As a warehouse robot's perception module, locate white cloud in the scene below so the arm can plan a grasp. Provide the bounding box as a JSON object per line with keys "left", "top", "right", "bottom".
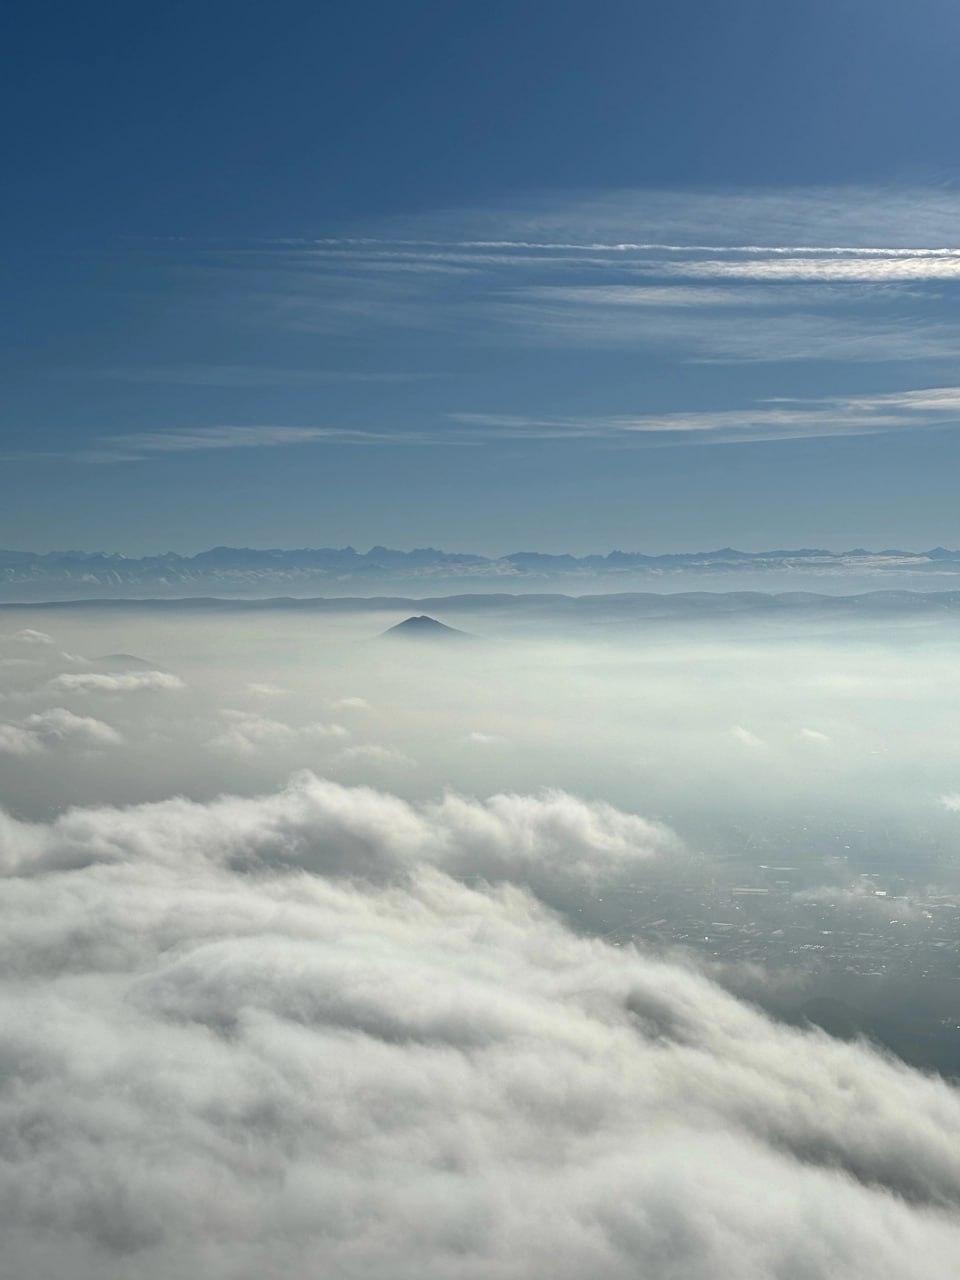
{"left": 0, "top": 775, "right": 959, "bottom": 1277}
{"left": 120, "top": 186, "right": 960, "bottom": 386}
{"left": 335, "top": 743, "right": 415, "bottom": 769}
{"left": 0, "top": 708, "right": 122, "bottom": 756}
{"left": 491, "top": 303, "right": 960, "bottom": 362}
{"left": 799, "top": 728, "right": 831, "bottom": 744}
{"left": 25, "top": 707, "right": 122, "bottom": 747}
{"left": 730, "top": 725, "right": 766, "bottom": 750}
{"left": 81, "top": 425, "right": 423, "bottom": 463}
{"left": 207, "top": 710, "right": 347, "bottom": 756}
{"left": 432, "top": 185, "right": 960, "bottom": 252}
{"left": 798, "top": 728, "right": 831, "bottom": 744}
{"left": 464, "top": 731, "right": 508, "bottom": 746}
{"left": 50, "top": 670, "right": 185, "bottom": 694}
{"left": 87, "top": 365, "right": 438, "bottom": 387}
{"left": 514, "top": 284, "right": 825, "bottom": 308}
{"left": 451, "top": 383, "right": 960, "bottom": 446}
{"left": 0, "top": 772, "right": 678, "bottom": 885}
{"left": 331, "top": 696, "right": 371, "bottom": 711}
{"left": 662, "top": 255, "right": 960, "bottom": 282}
{"left": 0, "top": 722, "right": 44, "bottom": 756}
{"left": 5, "top": 628, "right": 56, "bottom": 647}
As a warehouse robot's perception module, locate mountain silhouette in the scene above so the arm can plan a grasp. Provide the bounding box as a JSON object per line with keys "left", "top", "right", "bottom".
{"left": 380, "top": 615, "right": 473, "bottom": 641}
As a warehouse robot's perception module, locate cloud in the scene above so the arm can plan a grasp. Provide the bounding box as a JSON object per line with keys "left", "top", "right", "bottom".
{"left": 24, "top": 184, "right": 960, "bottom": 471}
{"left": 491, "top": 302, "right": 960, "bottom": 363}
{"left": 940, "top": 793, "right": 960, "bottom": 812}
{"left": 0, "top": 722, "right": 44, "bottom": 756}
{"left": 82, "top": 424, "right": 412, "bottom": 463}
{"left": 83, "top": 365, "right": 438, "bottom": 387}
{"left": 464, "top": 730, "right": 508, "bottom": 746}
{"left": 661, "top": 255, "right": 960, "bottom": 282}
{"left": 49, "top": 670, "right": 185, "bottom": 694}
{"left": 89, "top": 374, "right": 960, "bottom": 457}
{"left": 5, "top": 628, "right": 55, "bottom": 647}
{"left": 799, "top": 728, "right": 831, "bottom": 744}
{"left": 207, "top": 710, "right": 347, "bottom": 756}
{"left": 1, "top": 774, "right": 960, "bottom": 1277}
{"left": 331, "top": 696, "right": 371, "bottom": 711}
{"left": 335, "top": 743, "right": 415, "bottom": 769}
{"left": 0, "top": 772, "right": 677, "bottom": 885}
{"left": 730, "top": 725, "right": 766, "bottom": 750}
{"left": 451, "top": 384, "right": 960, "bottom": 446}
{"left": 113, "top": 187, "right": 960, "bottom": 388}
{"left": 31, "top": 707, "right": 120, "bottom": 746}
{"left": 0, "top": 709, "right": 122, "bottom": 756}
{"left": 424, "top": 185, "right": 960, "bottom": 252}
{"left": 513, "top": 284, "right": 829, "bottom": 308}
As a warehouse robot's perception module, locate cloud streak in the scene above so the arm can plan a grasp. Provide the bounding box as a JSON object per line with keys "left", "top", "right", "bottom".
{"left": 50, "top": 670, "right": 185, "bottom": 694}
{"left": 76, "top": 379, "right": 960, "bottom": 463}
{"left": 661, "top": 256, "right": 960, "bottom": 282}
{"left": 451, "top": 384, "right": 960, "bottom": 446}
{"left": 82, "top": 425, "right": 416, "bottom": 462}
{"left": 128, "top": 186, "right": 960, "bottom": 374}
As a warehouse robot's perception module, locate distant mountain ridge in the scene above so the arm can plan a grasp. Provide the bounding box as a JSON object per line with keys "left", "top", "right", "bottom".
{"left": 6, "top": 591, "right": 960, "bottom": 635}
{"left": 3, "top": 543, "right": 960, "bottom": 600}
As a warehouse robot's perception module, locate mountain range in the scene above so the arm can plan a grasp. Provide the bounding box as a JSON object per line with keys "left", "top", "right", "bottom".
{"left": 4, "top": 544, "right": 960, "bottom": 600}
{"left": 6, "top": 591, "right": 960, "bottom": 633}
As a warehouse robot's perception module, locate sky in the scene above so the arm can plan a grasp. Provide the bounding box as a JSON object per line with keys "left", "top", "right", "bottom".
{"left": 5, "top": 0, "right": 960, "bottom": 554}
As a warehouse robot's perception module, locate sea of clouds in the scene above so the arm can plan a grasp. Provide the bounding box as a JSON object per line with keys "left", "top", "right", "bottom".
{"left": 2, "top": 611, "right": 960, "bottom": 1277}
{"left": 4, "top": 772, "right": 960, "bottom": 1279}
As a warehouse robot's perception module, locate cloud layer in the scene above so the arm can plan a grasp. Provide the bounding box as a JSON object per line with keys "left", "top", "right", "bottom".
{"left": 0, "top": 706, "right": 122, "bottom": 755}
{"left": 49, "top": 670, "right": 185, "bottom": 694}
{"left": 2, "top": 772, "right": 960, "bottom": 1278}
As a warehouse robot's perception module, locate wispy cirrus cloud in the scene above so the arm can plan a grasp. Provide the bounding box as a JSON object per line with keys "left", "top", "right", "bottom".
{"left": 103, "top": 186, "right": 960, "bottom": 381}
{"left": 451, "top": 385, "right": 960, "bottom": 446}
{"left": 300, "top": 239, "right": 960, "bottom": 280}
{"left": 490, "top": 299, "right": 960, "bottom": 361}
{"left": 62, "top": 383, "right": 960, "bottom": 463}
{"left": 210, "top": 191, "right": 960, "bottom": 362}
{"left": 430, "top": 184, "right": 960, "bottom": 250}
{"left": 82, "top": 424, "right": 424, "bottom": 462}
{"left": 511, "top": 284, "right": 869, "bottom": 308}
{"left": 660, "top": 255, "right": 960, "bottom": 282}
{"left": 23, "top": 376, "right": 960, "bottom": 464}
{"left": 78, "top": 365, "right": 441, "bottom": 388}
{"left": 11, "top": 183, "right": 959, "bottom": 475}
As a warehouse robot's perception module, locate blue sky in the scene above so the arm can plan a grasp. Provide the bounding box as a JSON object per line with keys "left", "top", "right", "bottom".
{"left": 4, "top": 0, "right": 960, "bottom": 554}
